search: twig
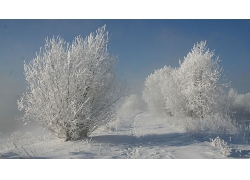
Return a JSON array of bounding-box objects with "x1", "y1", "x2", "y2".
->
[{"x1": 13, "y1": 142, "x2": 33, "y2": 158}]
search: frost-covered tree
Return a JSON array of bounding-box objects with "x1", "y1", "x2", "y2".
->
[
  {"x1": 227, "y1": 88, "x2": 250, "y2": 120},
  {"x1": 142, "y1": 66, "x2": 188, "y2": 117},
  {"x1": 142, "y1": 41, "x2": 238, "y2": 134},
  {"x1": 17, "y1": 25, "x2": 126, "y2": 141},
  {"x1": 160, "y1": 67, "x2": 187, "y2": 117},
  {"x1": 142, "y1": 66, "x2": 170, "y2": 115},
  {"x1": 178, "y1": 41, "x2": 227, "y2": 118},
  {"x1": 143, "y1": 41, "x2": 228, "y2": 119}
]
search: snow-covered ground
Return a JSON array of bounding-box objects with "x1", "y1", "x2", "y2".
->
[{"x1": 1, "y1": 111, "x2": 250, "y2": 159}]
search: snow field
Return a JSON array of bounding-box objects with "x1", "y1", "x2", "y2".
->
[{"x1": 2, "y1": 111, "x2": 249, "y2": 159}]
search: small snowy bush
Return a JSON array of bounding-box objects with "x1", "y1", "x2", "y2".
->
[
  {"x1": 185, "y1": 114, "x2": 238, "y2": 135},
  {"x1": 210, "y1": 136, "x2": 232, "y2": 156},
  {"x1": 165, "y1": 114, "x2": 238, "y2": 137}
]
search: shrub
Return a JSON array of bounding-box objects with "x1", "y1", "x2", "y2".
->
[
  {"x1": 210, "y1": 136, "x2": 232, "y2": 156},
  {"x1": 17, "y1": 25, "x2": 126, "y2": 141},
  {"x1": 142, "y1": 41, "x2": 237, "y2": 135},
  {"x1": 143, "y1": 41, "x2": 227, "y2": 119}
]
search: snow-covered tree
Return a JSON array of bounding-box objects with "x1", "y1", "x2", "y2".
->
[
  {"x1": 227, "y1": 88, "x2": 250, "y2": 120},
  {"x1": 143, "y1": 41, "x2": 228, "y2": 119},
  {"x1": 142, "y1": 66, "x2": 171, "y2": 115},
  {"x1": 160, "y1": 67, "x2": 187, "y2": 117},
  {"x1": 17, "y1": 25, "x2": 126, "y2": 141},
  {"x1": 178, "y1": 41, "x2": 227, "y2": 118},
  {"x1": 142, "y1": 41, "x2": 238, "y2": 134},
  {"x1": 142, "y1": 65, "x2": 188, "y2": 117}
]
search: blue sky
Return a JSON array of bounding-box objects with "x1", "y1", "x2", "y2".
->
[{"x1": 0, "y1": 19, "x2": 250, "y2": 136}]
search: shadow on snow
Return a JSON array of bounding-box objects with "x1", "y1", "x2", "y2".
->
[
  {"x1": 91, "y1": 132, "x2": 197, "y2": 148},
  {"x1": 228, "y1": 149, "x2": 250, "y2": 158},
  {"x1": 0, "y1": 151, "x2": 46, "y2": 159}
]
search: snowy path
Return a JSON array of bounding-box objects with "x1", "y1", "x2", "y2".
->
[{"x1": 0, "y1": 112, "x2": 244, "y2": 159}]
